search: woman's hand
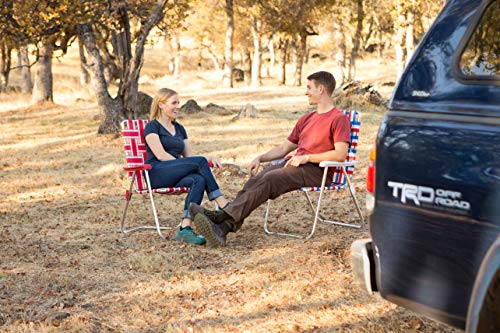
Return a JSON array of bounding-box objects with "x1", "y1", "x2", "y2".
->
[{"x1": 208, "y1": 156, "x2": 223, "y2": 172}]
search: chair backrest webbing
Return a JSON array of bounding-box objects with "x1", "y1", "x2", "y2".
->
[
  {"x1": 121, "y1": 119, "x2": 150, "y2": 192},
  {"x1": 331, "y1": 110, "x2": 360, "y2": 185}
]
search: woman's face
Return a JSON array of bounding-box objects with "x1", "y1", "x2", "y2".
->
[{"x1": 159, "y1": 94, "x2": 180, "y2": 120}]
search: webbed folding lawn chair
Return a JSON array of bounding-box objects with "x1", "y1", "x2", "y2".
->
[
  {"x1": 263, "y1": 109, "x2": 365, "y2": 240},
  {"x1": 120, "y1": 119, "x2": 189, "y2": 240}
]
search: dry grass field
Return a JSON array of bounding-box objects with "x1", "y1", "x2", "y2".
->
[{"x1": 0, "y1": 47, "x2": 460, "y2": 332}]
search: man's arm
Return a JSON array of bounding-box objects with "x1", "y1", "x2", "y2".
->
[
  {"x1": 248, "y1": 140, "x2": 298, "y2": 177},
  {"x1": 285, "y1": 141, "x2": 349, "y2": 167}
]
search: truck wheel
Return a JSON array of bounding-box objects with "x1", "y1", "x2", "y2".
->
[{"x1": 477, "y1": 269, "x2": 500, "y2": 333}]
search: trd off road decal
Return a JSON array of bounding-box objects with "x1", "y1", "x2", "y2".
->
[{"x1": 387, "y1": 181, "x2": 471, "y2": 213}]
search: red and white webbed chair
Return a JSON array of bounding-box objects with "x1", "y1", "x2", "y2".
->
[
  {"x1": 263, "y1": 110, "x2": 365, "y2": 239},
  {"x1": 120, "y1": 119, "x2": 190, "y2": 241}
]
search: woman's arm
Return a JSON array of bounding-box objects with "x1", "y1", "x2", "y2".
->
[
  {"x1": 183, "y1": 139, "x2": 194, "y2": 157},
  {"x1": 184, "y1": 139, "x2": 222, "y2": 170},
  {"x1": 145, "y1": 133, "x2": 176, "y2": 161}
]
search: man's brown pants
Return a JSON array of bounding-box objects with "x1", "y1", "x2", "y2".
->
[{"x1": 224, "y1": 161, "x2": 325, "y2": 231}]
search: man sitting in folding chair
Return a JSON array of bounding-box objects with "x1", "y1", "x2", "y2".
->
[{"x1": 190, "y1": 71, "x2": 356, "y2": 247}]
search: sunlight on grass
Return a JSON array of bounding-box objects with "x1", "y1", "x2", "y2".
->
[{"x1": 0, "y1": 132, "x2": 96, "y2": 151}]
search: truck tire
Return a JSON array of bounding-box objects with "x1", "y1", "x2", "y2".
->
[{"x1": 477, "y1": 269, "x2": 500, "y2": 333}]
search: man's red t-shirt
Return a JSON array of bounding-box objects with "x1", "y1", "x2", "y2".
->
[{"x1": 287, "y1": 107, "x2": 351, "y2": 156}]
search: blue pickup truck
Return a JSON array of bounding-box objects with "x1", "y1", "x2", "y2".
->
[{"x1": 351, "y1": 0, "x2": 499, "y2": 332}]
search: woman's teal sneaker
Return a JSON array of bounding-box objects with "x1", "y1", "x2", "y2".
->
[{"x1": 173, "y1": 226, "x2": 206, "y2": 245}]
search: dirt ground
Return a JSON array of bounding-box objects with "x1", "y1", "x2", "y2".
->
[{"x1": 0, "y1": 49, "x2": 460, "y2": 332}]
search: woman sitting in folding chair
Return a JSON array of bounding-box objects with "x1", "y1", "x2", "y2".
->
[{"x1": 144, "y1": 88, "x2": 231, "y2": 245}]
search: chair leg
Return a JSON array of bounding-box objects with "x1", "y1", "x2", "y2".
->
[
  {"x1": 144, "y1": 171, "x2": 169, "y2": 241},
  {"x1": 342, "y1": 166, "x2": 365, "y2": 226},
  {"x1": 306, "y1": 167, "x2": 329, "y2": 239},
  {"x1": 120, "y1": 172, "x2": 171, "y2": 240},
  {"x1": 121, "y1": 173, "x2": 137, "y2": 234},
  {"x1": 263, "y1": 166, "x2": 330, "y2": 239},
  {"x1": 303, "y1": 191, "x2": 361, "y2": 229},
  {"x1": 305, "y1": 166, "x2": 363, "y2": 229},
  {"x1": 263, "y1": 166, "x2": 364, "y2": 239},
  {"x1": 263, "y1": 199, "x2": 273, "y2": 234},
  {"x1": 263, "y1": 199, "x2": 305, "y2": 239}
]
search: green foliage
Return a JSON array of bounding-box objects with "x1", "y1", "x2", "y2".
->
[{"x1": 0, "y1": 0, "x2": 446, "y2": 80}]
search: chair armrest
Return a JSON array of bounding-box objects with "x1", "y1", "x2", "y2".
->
[
  {"x1": 124, "y1": 164, "x2": 152, "y2": 172},
  {"x1": 124, "y1": 161, "x2": 213, "y2": 172},
  {"x1": 319, "y1": 161, "x2": 358, "y2": 168}
]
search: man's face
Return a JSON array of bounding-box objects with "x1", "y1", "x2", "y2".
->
[{"x1": 305, "y1": 79, "x2": 321, "y2": 105}]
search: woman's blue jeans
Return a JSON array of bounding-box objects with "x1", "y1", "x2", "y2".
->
[{"x1": 148, "y1": 156, "x2": 223, "y2": 219}]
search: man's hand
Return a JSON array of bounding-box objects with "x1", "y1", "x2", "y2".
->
[
  {"x1": 248, "y1": 156, "x2": 261, "y2": 177},
  {"x1": 285, "y1": 154, "x2": 309, "y2": 167}
]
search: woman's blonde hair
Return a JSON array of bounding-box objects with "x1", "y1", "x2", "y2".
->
[{"x1": 150, "y1": 88, "x2": 178, "y2": 120}]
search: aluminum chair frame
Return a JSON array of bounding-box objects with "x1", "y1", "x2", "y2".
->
[{"x1": 263, "y1": 110, "x2": 365, "y2": 240}]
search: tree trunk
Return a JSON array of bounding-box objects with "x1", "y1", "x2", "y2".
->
[
  {"x1": 0, "y1": 42, "x2": 12, "y2": 91},
  {"x1": 171, "y1": 33, "x2": 181, "y2": 79},
  {"x1": 123, "y1": 0, "x2": 167, "y2": 120},
  {"x1": 222, "y1": 0, "x2": 234, "y2": 88},
  {"x1": 76, "y1": 0, "x2": 167, "y2": 134},
  {"x1": 205, "y1": 44, "x2": 221, "y2": 71},
  {"x1": 278, "y1": 38, "x2": 288, "y2": 85},
  {"x1": 243, "y1": 48, "x2": 252, "y2": 86},
  {"x1": 371, "y1": 10, "x2": 383, "y2": 59},
  {"x1": 349, "y1": 0, "x2": 363, "y2": 80},
  {"x1": 333, "y1": 21, "x2": 348, "y2": 84},
  {"x1": 78, "y1": 37, "x2": 90, "y2": 86},
  {"x1": 405, "y1": 3, "x2": 415, "y2": 65},
  {"x1": 32, "y1": 40, "x2": 53, "y2": 103},
  {"x1": 293, "y1": 30, "x2": 307, "y2": 86},
  {"x1": 267, "y1": 36, "x2": 275, "y2": 78},
  {"x1": 111, "y1": 7, "x2": 132, "y2": 89},
  {"x1": 304, "y1": 41, "x2": 310, "y2": 64},
  {"x1": 377, "y1": 27, "x2": 383, "y2": 59},
  {"x1": 394, "y1": 1, "x2": 407, "y2": 80},
  {"x1": 362, "y1": 16, "x2": 374, "y2": 51},
  {"x1": 250, "y1": 15, "x2": 262, "y2": 87},
  {"x1": 77, "y1": 24, "x2": 123, "y2": 133},
  {"x1": 291, "y1": 38, "x2": 298, "y2": 83},
  {"x1": 18, "y1": 46, "x2": 33, "y2": 94}
]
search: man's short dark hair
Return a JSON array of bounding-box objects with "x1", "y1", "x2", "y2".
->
[{"x1": 307, "y1": 71, "x2": 336, "y2": 96}]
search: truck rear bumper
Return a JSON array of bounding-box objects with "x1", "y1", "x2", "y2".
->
[{"x1": 351, "y1": 238, "x2": 375, "y2": 294}]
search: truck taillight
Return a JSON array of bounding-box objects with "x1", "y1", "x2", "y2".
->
[
  {"x1": 366, "y1": 146, "x2": 376, "y2": 193},
  {"x1": 366, "y1": 163, "x2": 375, "y2": 193},
  {"x1": 366, "y1": 146, "x2": 376, "y2": 212}
]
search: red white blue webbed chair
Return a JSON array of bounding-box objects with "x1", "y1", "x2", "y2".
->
[{"x1": 263, "y1": 110, "x2": 365, "y2": 239}]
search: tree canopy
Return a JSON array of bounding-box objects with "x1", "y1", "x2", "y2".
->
[{"x1": 0, "y1": 0, "x2": 445, "y2": 132}]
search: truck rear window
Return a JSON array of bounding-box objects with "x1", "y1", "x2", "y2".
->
[{"x1": 459, "y1": 0, "x2": 499, "y2": 78}]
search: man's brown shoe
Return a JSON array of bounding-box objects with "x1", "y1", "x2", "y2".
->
[
  {"x1": 193, "y1": 213, "x2": 233, "y2": 248},
  {"x1": 189, "y1": 203, "x2": 232, "y2": 224}
]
